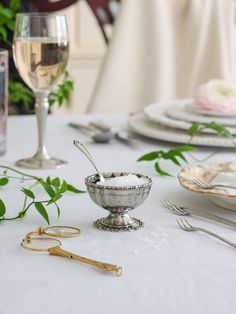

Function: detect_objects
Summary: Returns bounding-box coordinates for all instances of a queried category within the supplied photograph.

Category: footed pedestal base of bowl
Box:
[94,212,144,232]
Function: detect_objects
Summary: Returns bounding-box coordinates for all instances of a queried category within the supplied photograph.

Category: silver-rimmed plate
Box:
[128,113,235,148]
[144,101,236,134]
[178,162,236,211]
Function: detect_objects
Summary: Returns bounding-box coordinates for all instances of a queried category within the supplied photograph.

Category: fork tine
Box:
[184,218,193,228]
[161,199,168,206]
[171,203,186,214]
[177,218,194,231]
[161,199,172,207]
[162,199,179,212]
[176,218,187,230]
[180,218,188,229]
[162,199,188,215]
[176,218,183,229]
[192,177,200,185]
[193,177,207,188]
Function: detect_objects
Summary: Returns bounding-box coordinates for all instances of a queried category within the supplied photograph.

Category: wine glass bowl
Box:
[13,13,69,169]
[85,172,152,232]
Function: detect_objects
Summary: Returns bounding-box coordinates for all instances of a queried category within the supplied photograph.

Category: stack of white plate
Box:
[128,99,236,147]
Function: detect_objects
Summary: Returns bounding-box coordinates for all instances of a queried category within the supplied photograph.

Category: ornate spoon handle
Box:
[73,140,105,182]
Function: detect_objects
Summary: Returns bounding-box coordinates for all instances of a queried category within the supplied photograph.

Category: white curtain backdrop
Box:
[88,0,236,113]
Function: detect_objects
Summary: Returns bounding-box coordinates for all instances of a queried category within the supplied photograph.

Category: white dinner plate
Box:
[144,102,236,134]
[165,102,236,126]
[128,113,235,148]
[178,162,236,211]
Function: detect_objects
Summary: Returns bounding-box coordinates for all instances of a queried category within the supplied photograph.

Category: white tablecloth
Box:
[1,114,236,314]
[89,0,236,113]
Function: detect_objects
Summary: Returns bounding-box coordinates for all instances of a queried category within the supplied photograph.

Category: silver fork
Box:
[192,177,236,190]
[161,199,236,229]
[176,218,236,249]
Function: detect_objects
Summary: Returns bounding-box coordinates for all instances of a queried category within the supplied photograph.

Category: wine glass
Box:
[13,13,69,169]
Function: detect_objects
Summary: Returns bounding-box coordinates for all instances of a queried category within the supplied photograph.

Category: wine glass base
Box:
[15,157,67,169]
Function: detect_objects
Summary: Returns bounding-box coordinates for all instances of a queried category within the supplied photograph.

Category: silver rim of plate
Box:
[144,100,236,134]
[128,112,235,148]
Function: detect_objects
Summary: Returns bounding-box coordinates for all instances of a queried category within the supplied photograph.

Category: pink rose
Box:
[195,80,236,113]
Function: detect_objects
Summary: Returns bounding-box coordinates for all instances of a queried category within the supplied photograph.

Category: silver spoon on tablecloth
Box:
[69,122,115,143]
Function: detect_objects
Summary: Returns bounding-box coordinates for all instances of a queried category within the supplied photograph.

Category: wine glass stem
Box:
[34,92,50,160]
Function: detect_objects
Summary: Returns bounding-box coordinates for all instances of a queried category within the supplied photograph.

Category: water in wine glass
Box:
[13,14,69,169]
[13,37,69,92]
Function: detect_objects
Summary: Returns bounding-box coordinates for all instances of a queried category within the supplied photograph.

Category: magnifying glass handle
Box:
[48,246,123,276]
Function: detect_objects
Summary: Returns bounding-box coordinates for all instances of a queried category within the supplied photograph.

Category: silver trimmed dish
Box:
[128,113,236,148]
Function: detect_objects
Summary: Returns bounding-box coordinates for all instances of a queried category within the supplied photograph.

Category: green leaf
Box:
[0,199,6,217]
[204,122,232,138]
[0,8,13,19]
[49,71,74,107]
[52,177,60,187]
[40,181,55,198]
[7,19,15,30]
[10,0,20,11]
[0,26,7,42]
[187,122,202,137]
[161,151,181,166]
[0,177,9,186]
[46,176,51,185]
[67,184,86,193]
[155,162,172,177]
[21,188,35,199]
[35,202,50,225]
[60,180,68,193]
[173,150,188,162]
[137,151,159,161]
[170,145,194,162]
[8,80,34,107]
[47,193,63,205]
[174,144,195,152]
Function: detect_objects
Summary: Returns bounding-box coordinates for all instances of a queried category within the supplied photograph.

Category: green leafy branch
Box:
[138,121,236,176]
[8,80,35,112]
[0,166,85,224]
[187,121,236,151]
[9,71,74,111]
[49,71,74,107]
[0,0,20,45]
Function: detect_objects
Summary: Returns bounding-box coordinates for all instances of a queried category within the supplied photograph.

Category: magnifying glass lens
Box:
[44,226,81,237]
[22,237,60,251]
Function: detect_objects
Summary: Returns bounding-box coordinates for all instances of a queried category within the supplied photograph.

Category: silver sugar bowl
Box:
[85,172,152,232]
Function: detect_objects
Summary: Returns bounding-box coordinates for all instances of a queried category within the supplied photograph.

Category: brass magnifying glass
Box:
[25,226,81,240]
[21,226,122,276]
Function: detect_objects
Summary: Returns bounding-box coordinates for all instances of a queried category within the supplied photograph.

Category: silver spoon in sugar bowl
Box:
[73,140,105,183]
